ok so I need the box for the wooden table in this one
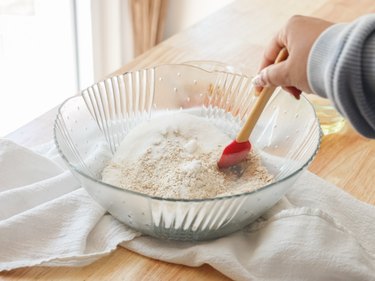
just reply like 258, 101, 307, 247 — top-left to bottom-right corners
3, 0, 375, 280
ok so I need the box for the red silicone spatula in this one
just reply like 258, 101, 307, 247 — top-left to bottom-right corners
217, 48, 289, 169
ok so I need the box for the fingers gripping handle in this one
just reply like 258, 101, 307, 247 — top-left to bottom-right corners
236, 48, 289, 143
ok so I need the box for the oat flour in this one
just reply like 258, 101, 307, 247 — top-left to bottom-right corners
101, 112, 274, 199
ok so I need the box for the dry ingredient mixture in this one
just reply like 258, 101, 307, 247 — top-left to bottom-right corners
101, 112, 274, 199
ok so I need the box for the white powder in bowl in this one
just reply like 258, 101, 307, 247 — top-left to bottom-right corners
101, 112, 274, 199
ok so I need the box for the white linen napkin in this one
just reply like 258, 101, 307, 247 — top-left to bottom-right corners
0, 138, 375, 281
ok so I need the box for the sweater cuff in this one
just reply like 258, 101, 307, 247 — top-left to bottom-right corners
307, 24, 347, 99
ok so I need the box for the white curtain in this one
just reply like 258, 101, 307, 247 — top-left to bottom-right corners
0, 0, 34, 15
88, 0, 232, 83
90, 0, 134, 82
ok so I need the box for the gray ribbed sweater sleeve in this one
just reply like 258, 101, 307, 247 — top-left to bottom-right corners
307, 14, 375, 138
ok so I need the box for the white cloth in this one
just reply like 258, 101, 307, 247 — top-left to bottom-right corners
0, 139, 375, 281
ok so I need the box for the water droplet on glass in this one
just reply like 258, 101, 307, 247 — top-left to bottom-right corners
193, 80, 198, 84
177, 72, 181, 77
158, 77, 163, 81
186, 97, 191, 102
283, 110, 287, 114
295, 113, 299, 118
285, 135, 290, 140
173, 87, 178, 92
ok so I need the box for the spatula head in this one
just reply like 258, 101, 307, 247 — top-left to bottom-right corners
217, 140, 251, 169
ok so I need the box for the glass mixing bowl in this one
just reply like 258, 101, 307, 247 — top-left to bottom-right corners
54, 64, 321, 241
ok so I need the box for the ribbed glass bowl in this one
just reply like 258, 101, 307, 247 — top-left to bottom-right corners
54, 64, 321, 241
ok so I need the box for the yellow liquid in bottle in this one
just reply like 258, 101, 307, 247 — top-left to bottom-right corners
308, 96, 346, 135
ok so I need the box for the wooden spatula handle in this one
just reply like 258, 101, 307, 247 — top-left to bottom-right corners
236, 48, 289, 143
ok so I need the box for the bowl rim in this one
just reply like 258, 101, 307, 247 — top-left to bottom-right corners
53, 63, 322, 202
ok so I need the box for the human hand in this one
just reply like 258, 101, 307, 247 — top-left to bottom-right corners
252, 15, 334, 98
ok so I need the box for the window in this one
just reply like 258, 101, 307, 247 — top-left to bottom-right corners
0, 0, 78, 136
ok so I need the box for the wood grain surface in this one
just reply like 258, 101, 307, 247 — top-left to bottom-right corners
3, 0, 375, 280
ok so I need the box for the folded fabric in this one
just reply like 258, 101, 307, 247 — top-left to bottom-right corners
0, 139, 374, 281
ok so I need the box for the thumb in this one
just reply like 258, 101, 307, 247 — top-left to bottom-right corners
252, 61, 289, 88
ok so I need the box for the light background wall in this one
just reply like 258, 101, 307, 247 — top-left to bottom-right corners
164, 0, 233, 39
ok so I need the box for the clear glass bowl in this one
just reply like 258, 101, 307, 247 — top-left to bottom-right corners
54, 64, 321, 241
